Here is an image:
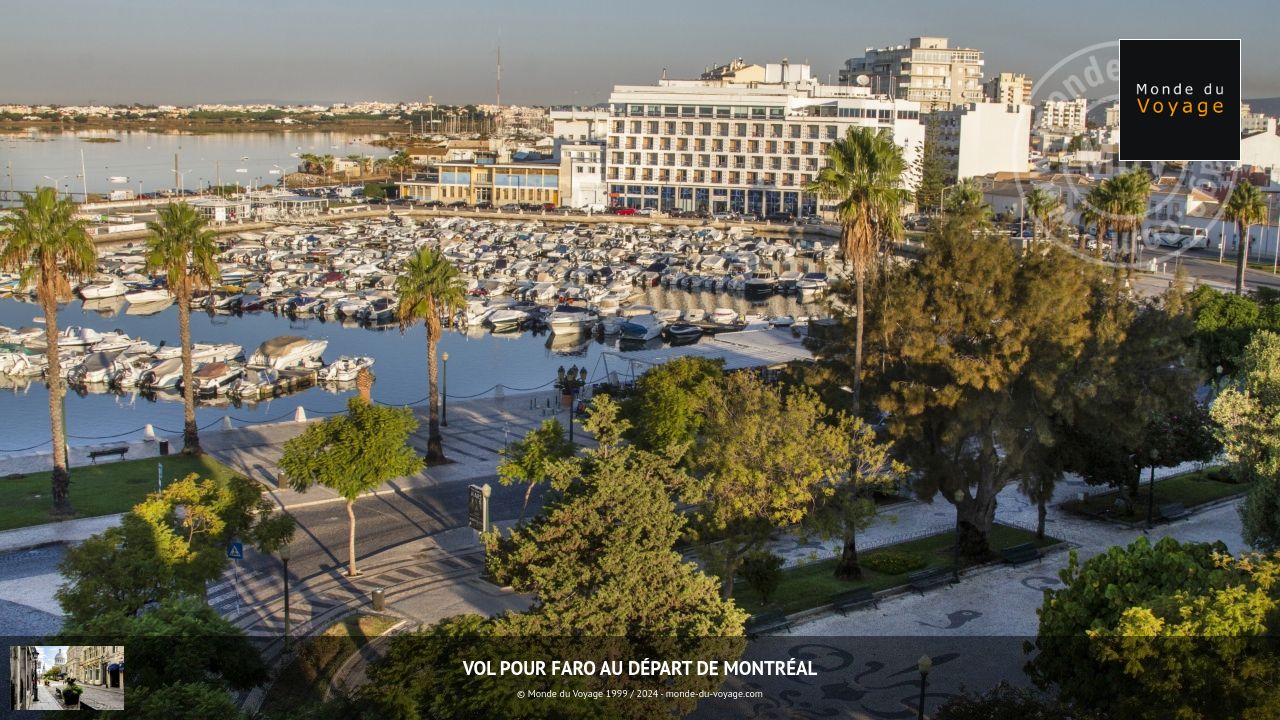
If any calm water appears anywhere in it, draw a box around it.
[0,129,392,200]
[0,289,813,452]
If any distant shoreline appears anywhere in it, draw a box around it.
[0,118,415,136]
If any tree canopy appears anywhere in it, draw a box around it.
[1212,330,1280,549]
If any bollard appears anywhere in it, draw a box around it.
[294,406,307,423]
[143,424,156,441]
[222,416,233,430]
[371,587,386,611]
[159,439,170,456]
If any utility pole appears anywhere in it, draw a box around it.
[173,153,180,195]
[79,149,88,203]
[216,161,221,194]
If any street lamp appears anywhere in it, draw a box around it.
[279,543,292,650]
[952,489,965,582]
[441,352,449,427]
[1146,448,1160,529]
[42,175,69,199]
[554,365,589,443]
[916,654,932,720]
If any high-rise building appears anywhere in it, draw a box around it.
[840,37,985,112]
[983,72,1033,106]
[606,59,924,217]
[1104,102,1120,128]
[1037,98,1088,133]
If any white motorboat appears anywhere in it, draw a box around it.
[664,323,704,344]
[68,350,123,385]
[546,305,598,335]
[654,308,682,324]
[710,308,739,325]
[110,357,150,388]
[796,272,829,299]
[769,315,795,327]
[141,358,185,389]
[619,313,665,342]
[248,336,328,369]
[125,288,173,304]
[485,308,530,333]
[79,276,127,299]
[0,352,44,377]
[320,356,374,383]
[56,326,108,348]
[125,298,174,316]
[682,308,707,323]
[229,367,280,399]
[153,342,243,363]
[597,315,624,336]
[189,361,244,396]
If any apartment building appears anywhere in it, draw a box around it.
[1037,98,1087,133]
[983,72,1033,106]
[606,60,924,217]
[63,646,124,689]
[558,142,608,209]
[931,102,1033,181]
[399,160,561,206]
[840,37,985,112]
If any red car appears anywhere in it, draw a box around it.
[612,207,637,216]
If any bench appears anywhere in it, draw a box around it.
[1159,503,1192,522]
[1001,542,1042,566]
[745,609,791,638]
[831,586,879,615]
[908,567,953,594]
[88,446,129,463]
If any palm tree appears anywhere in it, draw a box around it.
[1112,169,1151,264]
[397,247,467,461]
[0,187,97,515]
[145,204,221,453]
[943,178,992,228]
[1024,186,1062,244]
[1081,182,1114,257]
[1224,180,1268,295]
[805,127,908,413]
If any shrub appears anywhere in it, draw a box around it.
[739,551,785,605]
[861,550,927,575]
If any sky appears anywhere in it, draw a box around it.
[3,0,1278,106]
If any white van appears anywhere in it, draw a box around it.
[1149,224,1208,249]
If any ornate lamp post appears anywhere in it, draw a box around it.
[1146,448,1160,529]
[916,654,932,720]
[555,365,588,443]
[441,352,449,427]
[279,542,292,650]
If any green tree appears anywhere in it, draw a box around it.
[686,372,853,595]
[805,126,909,413]
[915,121,947,212]
[1028,537,1280,720]
[279,396,423,576]
[496,418,574,518]
[397,247,467,461]
[56,474,294,622]
[1111,168,1152,264]
[868,225,1095,558]
[1080,182,1115,256]
[1187,285,1268,376]
[934,683,1095,720]
[619,356,723,459]
[739,550,785,605]
[1024,186,1063,244]
[1224,180,1269,295]
[145,203,221,453]
[1212,330,1280,548]
[0,187,97,515]
[943,178,991,227]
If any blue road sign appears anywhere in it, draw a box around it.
[227,542,244,560]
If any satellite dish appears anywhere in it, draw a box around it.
[856,75,870,87]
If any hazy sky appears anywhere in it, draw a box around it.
[4,0,1278,105]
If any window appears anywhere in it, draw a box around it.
[699,122,711,135]
[698,106,714,118]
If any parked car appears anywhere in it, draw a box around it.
[475,202,493,210]
[499,203,521,212]
[611,207,637,216]
[765,212,795,223]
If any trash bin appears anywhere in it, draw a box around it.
[371,587,385,611]
[159,440,169,456]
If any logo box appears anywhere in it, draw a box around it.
[1118,39,1241,162]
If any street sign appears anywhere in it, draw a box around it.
[226,542,244,560]
[468,485,485,532]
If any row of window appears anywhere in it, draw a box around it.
[613,104,787,119]
[612,138,835,155]
[606,167,816,188]
[609,118,911,139]
[610,152,821,171]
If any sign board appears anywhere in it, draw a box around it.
[226,542,244,560]
[468,485,485,532]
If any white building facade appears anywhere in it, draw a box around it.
[607,62,924,216]
[558,142,608,209]
[841,37,985,112]
[932,102,1033,180]
[983,72,1033,106]
[1037,98,1087,133]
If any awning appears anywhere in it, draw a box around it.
[107,663,121,671]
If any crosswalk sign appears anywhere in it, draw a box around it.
[227,542,244,560]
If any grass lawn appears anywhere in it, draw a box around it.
[0,454,238,531]
[733,523,1057,617]
[261,613,401,714]
[1060,467,1248,520]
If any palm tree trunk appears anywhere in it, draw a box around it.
[41,283,72,516]
[346,498,358,576]
[1235,223,1250,295]
[852,270,865,415]
[425,317,444,461]
[178,278,200,454]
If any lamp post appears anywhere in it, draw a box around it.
[952,489,965,582]
[1146,448,1159,529]
[42,175,69,199]
[279,543,292,650]
[441,352,449,427]
[916,654,932,720]
[554,365,588,443]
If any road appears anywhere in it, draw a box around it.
[0,545,65,636]
[1144,244,1280,289]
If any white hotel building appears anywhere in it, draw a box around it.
[606,60,925,217]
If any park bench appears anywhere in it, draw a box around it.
[88,446,129,463]
[831,586,879,615]
[907,567,953,594]
[745,609,792,638]
[1001,542,1042,566]
[1159,503,1192,522]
